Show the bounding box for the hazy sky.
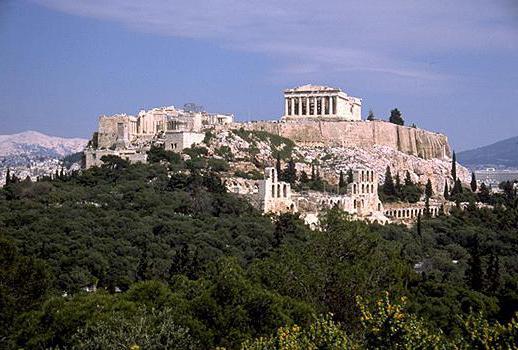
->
[1,0,517,150]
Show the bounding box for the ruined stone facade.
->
[96,105,233,150]
[283,85,361,121]
[258,167,296,214]
[85,104,232,169]
[161,131,205,152]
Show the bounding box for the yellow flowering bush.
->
[241,315,357,350]
[357,292,449,350]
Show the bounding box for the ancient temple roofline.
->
[285,84,343,93]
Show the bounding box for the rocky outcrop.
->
[219,120,450,160]
[204,128,469,194]
[297,145,470,195]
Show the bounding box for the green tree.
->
[389,108,404,126]
[478,183,490,203]
[466,236,483,291]
[367,109,376,121]
[451,151,457,181]
[5,168,11,186]
[275,154,282,179]
[425,179,433,199]
[471,172,478,192]
[382,166,397,199]
[444,181,449,200]
[485,253,500,292]
[283,159,297,184]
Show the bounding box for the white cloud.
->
[33,0,518,84]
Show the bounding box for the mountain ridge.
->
[457,135,518,169]
[0,130,87,158]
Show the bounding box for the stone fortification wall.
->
[220,120,450,160]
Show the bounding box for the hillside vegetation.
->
[1,153,517,349]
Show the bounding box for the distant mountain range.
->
[0,131,87,160]
[457,136,518,169]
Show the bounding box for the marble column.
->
[285,98,289,116]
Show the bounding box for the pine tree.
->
[60,167,65,180]
[389,108,404,125]
[367,109,375,121]
[425,179,433,199]
[451,151,457,180]
[443,181,449,200]
[471,172,477,192]
[383,166,396,197]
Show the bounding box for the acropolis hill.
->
[84,84,470,224]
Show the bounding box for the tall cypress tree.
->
[275,154,282,180]
[425,179,433,198]
[471,172,477,192]
[311,163,316,181]
[383,166,396,197]
[443,181,449,200]
[451,151,457,181]
[416,212,422,237]
[284,159,297,184]
[467,237,483,291]
[486,253,500,292]
[5,168,10,186]
[424,196,430,218]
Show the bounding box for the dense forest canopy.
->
[1,152,517,349]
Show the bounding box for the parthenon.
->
[282,84,362,121]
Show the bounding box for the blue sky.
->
[0,0,517,150]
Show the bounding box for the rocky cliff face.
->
[221,120,450,160]
[205,128,469,195]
